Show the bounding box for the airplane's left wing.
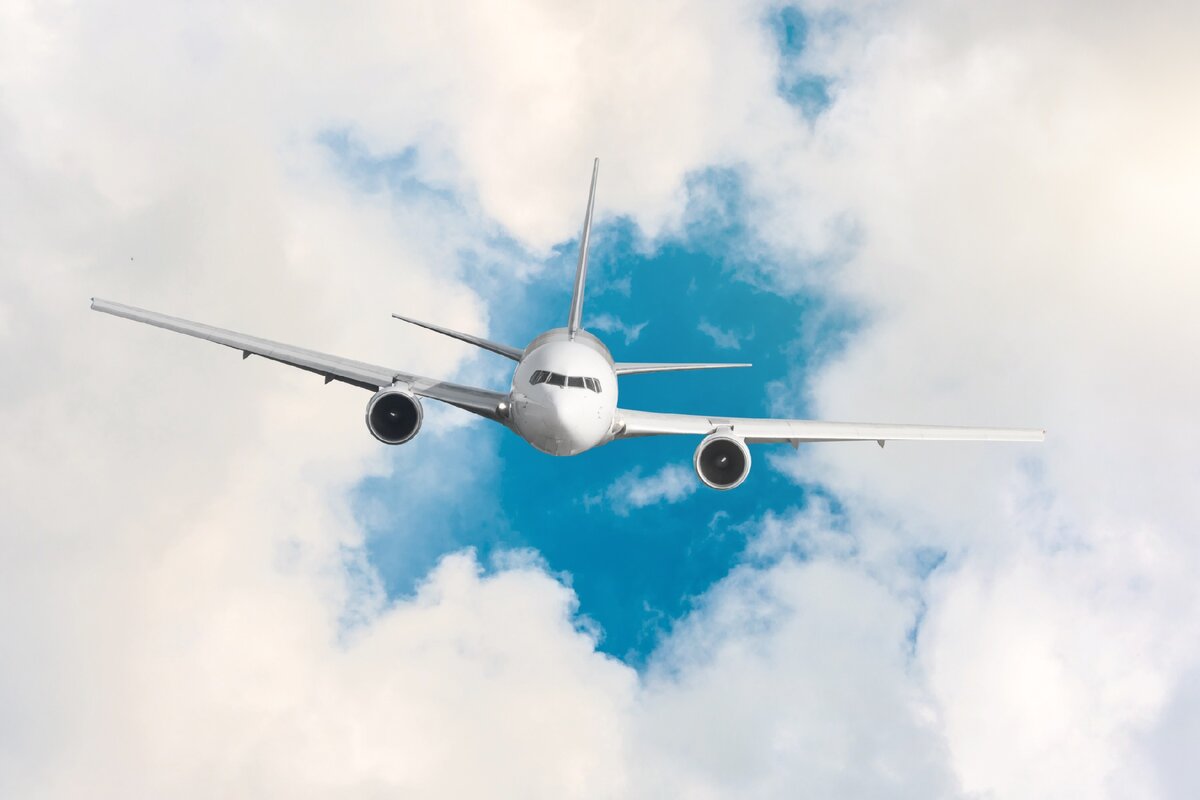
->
[91,299,507,420]
[615,407,1044,445]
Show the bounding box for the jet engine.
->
[693,433,751,490]
[365,388,423,445]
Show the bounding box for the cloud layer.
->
[2,0,1199,798]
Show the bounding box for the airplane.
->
[91,158,1043,490]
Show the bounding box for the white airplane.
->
[92,159,1043,490]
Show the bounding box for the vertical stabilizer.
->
[567,158,599,339]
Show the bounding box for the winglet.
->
[567,158,599,340]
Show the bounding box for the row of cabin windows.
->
[529,370,602,393]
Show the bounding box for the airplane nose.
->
[544,388,568,414]
[544,388,585,455]
[543,390,569,423]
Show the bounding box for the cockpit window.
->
[530,370,602,392]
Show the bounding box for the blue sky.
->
[344,6,861,663]
[351,172,859,661]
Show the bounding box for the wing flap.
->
[91,298,507,419]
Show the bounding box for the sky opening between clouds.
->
[2,1,1200,797]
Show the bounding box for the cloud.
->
[597,463,698,517]
[739,1,1200,794]
[697,318,753,350]
[3,0,1200,798]
[588,312,649,345]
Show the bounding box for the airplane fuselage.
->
[509,328,618,456]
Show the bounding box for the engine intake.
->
[365,389,423,445]
[694,433,751,490]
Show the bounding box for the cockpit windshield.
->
[530,370,601,393]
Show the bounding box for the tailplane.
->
[567,158,599,339]
[614,362,752,376]
[392,313,523,361]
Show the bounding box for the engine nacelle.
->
[365,388,423,445]
[693,433,751,490]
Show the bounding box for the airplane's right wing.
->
[615,408,1044,446]
[91,299,508,420]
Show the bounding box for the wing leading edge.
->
[90,299,507,420]
[616,408,1044,446]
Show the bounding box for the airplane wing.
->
[615,408,1044,446]
[91,299,507,420]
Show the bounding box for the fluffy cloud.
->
[752,0,1200,794]
[697,319,753,350]
[588,312,649,345]
[3,0,1199,798]
[0,2,786,795]
[595,463,698,516]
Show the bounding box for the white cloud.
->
[600,463,698,517]
[697,318,753,350]
[3,0,1200,798]
[742,0,1200,795]
[588,312,649,345]
[636,556,961,797]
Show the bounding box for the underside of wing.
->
[91,299,507,420]
[616,408,1045,445]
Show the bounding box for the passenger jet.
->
[91,159,1043,490]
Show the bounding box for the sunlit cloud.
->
[697,318,753,350]
[589,312,649,345]
[2,0,1198,797]
[594,463,699,517]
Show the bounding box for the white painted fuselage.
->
[509,328,618,456]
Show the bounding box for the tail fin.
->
[567,158,599,339]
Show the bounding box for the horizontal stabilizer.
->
[614,362,752,376]
[392,313,522,361]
